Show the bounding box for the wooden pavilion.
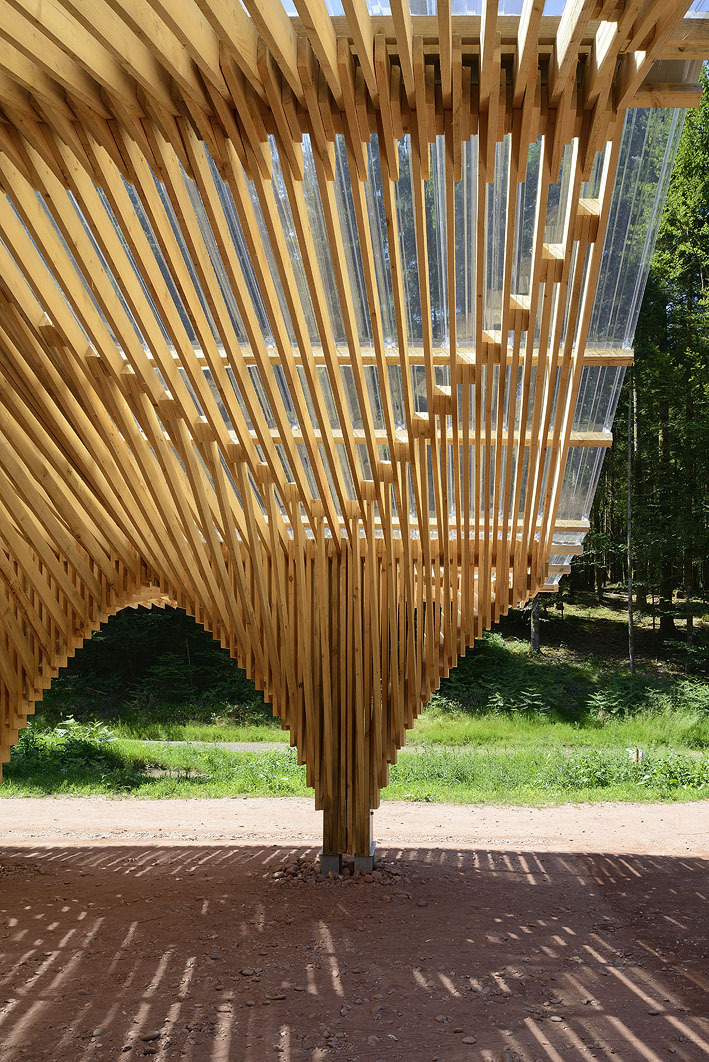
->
[0,0,706,865]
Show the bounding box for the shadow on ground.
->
[0,843,707,1060]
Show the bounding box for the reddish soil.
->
[0,798,707,1061]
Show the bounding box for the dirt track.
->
[0,798,707,1061]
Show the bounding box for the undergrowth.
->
[4,729,708,804]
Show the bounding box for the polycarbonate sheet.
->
[572,365,626,433]
[333,135,373,348]
[365,137,397,348]
[581,145,608,202]
[560,243,588,348]
[282,0,659,14]
[265,140,327,349]
[16,48,692,571]
[21,191,132,357]
[77,188,161,354]
[122,183,200,347]
[446,0,554,10]
[484,135,511,333]
[188,162,272,349]
[588,107,685,349]
[280,0,345,12]
[395,136,422,345]
[427,137,449,349]
[545,144,575,246]
[511,139,542,299]
[455,136,479,353]
[552,532,585,547]
[557,447,607,522]
[301,136,348,348]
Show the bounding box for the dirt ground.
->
[0,799,707,1062]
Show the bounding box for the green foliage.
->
[583,68,709,612]
[540,749,709,794]
[511,687,549,715]
[15,593,709,809]
[4,736,308,798]
[587,688,625,719]
[38,605,271,730]
[13,717,126,779]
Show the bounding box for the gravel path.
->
[0,796,706,854]
[0,799,707,1061]
[140,739,289,753]
[136,740,511,754]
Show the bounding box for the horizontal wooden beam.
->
[137,346,634,369]
[232,427,612,447]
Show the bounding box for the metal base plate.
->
[353,842,376,874]
[319,851,342,875]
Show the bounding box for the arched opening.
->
[3,605,308,800]
[37,605,277,739]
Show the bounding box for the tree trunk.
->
[659,570,676,637]
[686,592,694,644]
[657,397,675,636]
[530,594,541,652]
[607,462,615,585]
[591,502,604,601]
[684,369,695,644]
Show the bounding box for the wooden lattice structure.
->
[0,0,706,859]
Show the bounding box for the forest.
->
[573,66,709,642]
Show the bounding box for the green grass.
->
[77,627,709,754]
[109,720,289,743]
[3,730,708,804]
[408,705,709,751]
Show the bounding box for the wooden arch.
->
[0,0,706,860]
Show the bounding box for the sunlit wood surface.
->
[0,0,705,854]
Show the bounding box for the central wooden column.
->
[315,518,378,868]
[288,497,417,867]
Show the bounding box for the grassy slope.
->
[6,590,708,804]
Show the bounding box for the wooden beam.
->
[389,0,415,105]
[240,0,303,100]
[340,0,378,102]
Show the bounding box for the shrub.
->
[512,687,549,715]
[13,717,121,773]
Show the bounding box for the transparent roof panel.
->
[279,0,705,11]
[1,59,690,589]
[587,107,686,350]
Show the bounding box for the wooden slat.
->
[340,0,378,102]
[389,0,415,105]
[292,0,343,106]
[191,0,263,94]
[513,0,544,108]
